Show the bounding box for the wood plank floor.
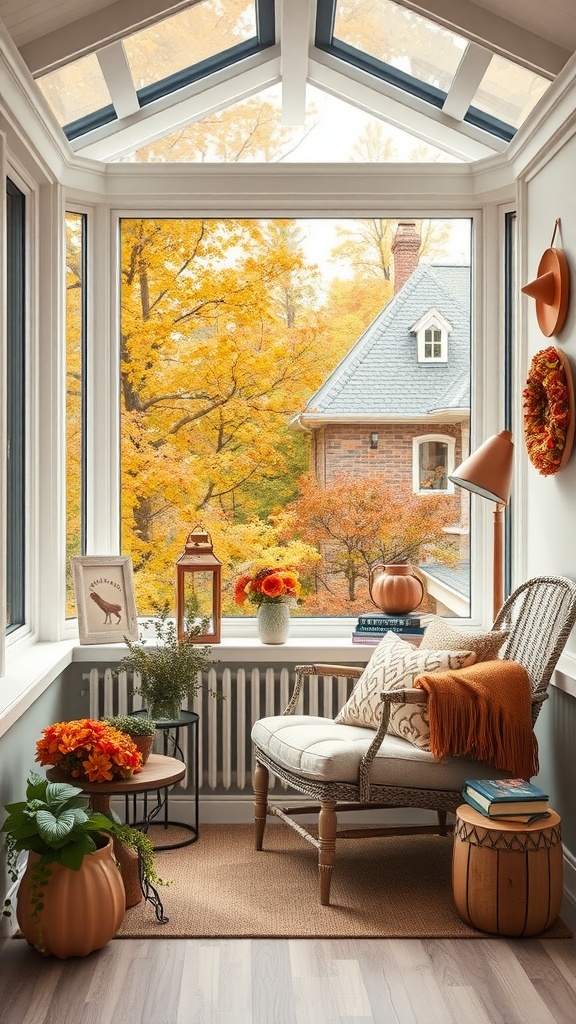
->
[1,935,576,1024]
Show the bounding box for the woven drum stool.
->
[452,803,563,936]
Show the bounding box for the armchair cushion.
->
[251,714,511,789]
[419,617,508,661]
[334,631,475,748]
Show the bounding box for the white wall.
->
[518,100,576,906]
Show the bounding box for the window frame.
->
[412,433,456,495]
[104,206,481,633]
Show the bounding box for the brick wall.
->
[322,422,464,490]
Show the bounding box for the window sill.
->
[0,637,372,738]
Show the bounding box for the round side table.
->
[452,803,563,937]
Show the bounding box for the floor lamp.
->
[449,430,514,622]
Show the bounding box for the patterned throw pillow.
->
[419,617,508,662]
[335,630,476,749]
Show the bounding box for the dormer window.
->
[411,308,452,362]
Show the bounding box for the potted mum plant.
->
[1,771,162,958]
[119,601,215,721]
[234,562,302,644]
[102,714,157,764]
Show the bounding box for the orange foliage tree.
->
[285,472,459,615]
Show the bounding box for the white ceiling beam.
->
[309,51,504,161]
[396,0,569,76]
[72,51,281,162]
[20,0,204,76]
[280,0,312,126]
[96,42,140,119]
[442,42,493,121]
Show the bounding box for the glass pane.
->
[6,181,26,632]
[120,217,471,618]
[333,0,467,93]
[420,442,448,490]
[472,54,551,129]
[36,53,112,127]
[120,84,462,163]
[124,0,256,91]
[66,213,86,618]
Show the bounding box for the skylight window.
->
[333,0,466,94]
[471,55,551,130]
[36,53,113,128]
[123,0,257,91]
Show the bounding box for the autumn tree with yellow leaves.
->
[120,218,329,611]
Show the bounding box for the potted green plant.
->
[102,714,157,764]
[1,772,163,958]
[119,601,217,721]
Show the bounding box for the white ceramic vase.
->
[257,602,290,644]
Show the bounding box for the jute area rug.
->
[116,824,571,940]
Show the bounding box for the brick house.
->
[293,222,471,614]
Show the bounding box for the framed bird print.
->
[72,555,138,644]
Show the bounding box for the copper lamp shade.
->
[448,430,514,504]
[449,430,514,622]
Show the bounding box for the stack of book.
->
[462,778,550,824]
[352,613,427,645]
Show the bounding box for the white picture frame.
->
[71,555,139,645]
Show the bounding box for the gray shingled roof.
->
[300,264,470,419]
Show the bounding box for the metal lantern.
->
[176,526,222,644]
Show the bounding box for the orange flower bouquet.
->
[234,565,302,609]
[36,718,143,783]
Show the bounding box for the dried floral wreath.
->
[523,346,573,476]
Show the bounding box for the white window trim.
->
[4,160,38,654]
[412,433,456,494]
[411,307,452,362]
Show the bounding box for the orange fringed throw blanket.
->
[415,659,538,779]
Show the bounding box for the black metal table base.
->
[128,710,200,851]
[141,819,199,851]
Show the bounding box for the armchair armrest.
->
[357,688,428,802]
[380,687,428,705]
[284,663,364,715]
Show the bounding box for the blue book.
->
[357,614,422,627]
[355,624,425,635]
[463,778,549,815]
[462,791,551,825]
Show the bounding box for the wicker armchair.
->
[251,576,576,905]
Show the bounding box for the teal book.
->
[463,778,549,816]
[462,791,551,825]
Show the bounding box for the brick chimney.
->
[391,221,421,294]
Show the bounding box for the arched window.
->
[413,435,455,493]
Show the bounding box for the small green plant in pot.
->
[119,601,217,721]
[1,772,163,957]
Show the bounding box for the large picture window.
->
[6,180,26,634]
[119,217,471,619]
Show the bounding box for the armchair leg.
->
[254,761,269,850]
[318,800,337,906]
[437,810,448,836]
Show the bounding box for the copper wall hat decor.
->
[521,220,570,337]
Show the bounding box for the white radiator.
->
[83,665,353,798]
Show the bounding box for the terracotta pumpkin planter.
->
[17,837,125,958]
[369,564,424,615]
